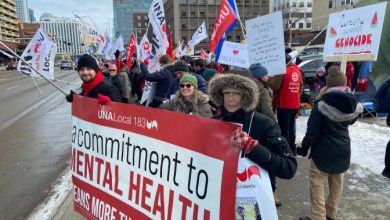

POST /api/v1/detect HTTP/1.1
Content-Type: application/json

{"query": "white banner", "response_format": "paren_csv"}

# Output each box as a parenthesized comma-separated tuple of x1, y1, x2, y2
(148, 0, 169, 53)
(78, 19, 105, 53)
(189, 21, 208, 48)
(137, 34, 152, 60)
(100, 36, 112, 57)
(17, 27, 57, 79)
(236, 157, 278, 220)
(175, 41, 183, 59)
(245, 11, 286, 76)
(323, 2, 387, 58)
(218, 41, 249, 68)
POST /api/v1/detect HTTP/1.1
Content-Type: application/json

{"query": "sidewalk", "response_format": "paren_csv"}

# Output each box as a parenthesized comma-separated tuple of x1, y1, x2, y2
(53, 156, 390, 220)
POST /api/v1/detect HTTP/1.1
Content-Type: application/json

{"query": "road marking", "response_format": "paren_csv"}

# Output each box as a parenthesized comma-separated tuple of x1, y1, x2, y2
(6, 85, 20, 90)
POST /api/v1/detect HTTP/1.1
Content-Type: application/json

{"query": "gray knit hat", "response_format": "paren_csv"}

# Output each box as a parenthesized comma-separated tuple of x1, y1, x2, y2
(249, 63, 268, 79)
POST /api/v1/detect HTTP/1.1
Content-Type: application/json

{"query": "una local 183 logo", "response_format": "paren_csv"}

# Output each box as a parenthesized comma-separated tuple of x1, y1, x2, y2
(237, 165, 261, 182)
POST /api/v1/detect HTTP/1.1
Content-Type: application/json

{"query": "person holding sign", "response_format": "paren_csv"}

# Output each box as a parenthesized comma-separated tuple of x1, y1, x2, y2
(160, 74, 212, 117)
(209, 74, 297, 179)
(66, 54, 121, 104)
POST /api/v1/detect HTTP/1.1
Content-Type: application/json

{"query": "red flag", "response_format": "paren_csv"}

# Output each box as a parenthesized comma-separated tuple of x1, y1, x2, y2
(166, 25, 174, 61)
(200, 48, 208, 59)
(126, 34, 137, 70)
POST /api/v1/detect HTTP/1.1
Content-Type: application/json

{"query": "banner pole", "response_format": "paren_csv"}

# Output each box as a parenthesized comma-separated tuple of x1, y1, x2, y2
(0, 40, 68, 95)
(52, 78, 79, 86)
(286, 25, 327, 66)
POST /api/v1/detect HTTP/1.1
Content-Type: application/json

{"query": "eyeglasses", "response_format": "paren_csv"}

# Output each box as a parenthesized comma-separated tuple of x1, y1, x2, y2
(108, 69, 116, 72)
(180, 84, 192, 88)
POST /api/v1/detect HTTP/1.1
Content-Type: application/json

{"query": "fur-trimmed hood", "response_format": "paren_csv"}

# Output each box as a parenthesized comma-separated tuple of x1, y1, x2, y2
(318, 90, 363, 122)
(208, 74, 259, 112)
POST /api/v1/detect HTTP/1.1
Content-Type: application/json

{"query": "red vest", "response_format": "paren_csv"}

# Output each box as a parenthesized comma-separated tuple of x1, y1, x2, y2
(279, 65, 302, 109)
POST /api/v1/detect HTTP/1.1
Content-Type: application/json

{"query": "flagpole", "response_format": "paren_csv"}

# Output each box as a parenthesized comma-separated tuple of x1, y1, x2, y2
(0, 40, 68, 95)
(286, 25, 327, 66)
(52, 78, 79, 86)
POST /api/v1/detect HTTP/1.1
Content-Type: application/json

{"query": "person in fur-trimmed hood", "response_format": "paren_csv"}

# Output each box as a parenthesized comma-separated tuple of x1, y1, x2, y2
(159, 74, 212, 118)
(297, 66, 363, 220)
(209, 74, 297, 179)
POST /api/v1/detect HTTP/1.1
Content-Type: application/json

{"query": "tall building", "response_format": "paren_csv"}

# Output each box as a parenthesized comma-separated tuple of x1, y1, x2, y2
(0, 0, 20, 48)
(113, 0, 153, 41)
(133, 13, 149, 42)
(29, 8, 36, 23)
(312, 0, 356, 31)
(272, 0, 313, 46)
(164, 0, 271, 49)
(39, 13, 84, 55)
(16, 0, 30, 23)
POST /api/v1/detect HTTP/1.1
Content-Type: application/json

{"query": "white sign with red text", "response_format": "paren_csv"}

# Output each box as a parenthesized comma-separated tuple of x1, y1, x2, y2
(323, 2, 387, 58)
(218, 41, 249, 69)
(71, 96, 240, 220)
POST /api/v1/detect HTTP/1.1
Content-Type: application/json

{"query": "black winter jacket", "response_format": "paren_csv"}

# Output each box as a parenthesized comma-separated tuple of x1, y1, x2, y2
(213, 107, 297, 179)
(301, 90, 362, 174)
(104, 75, 123, 98)
(82, 80, 121, 102)
(140, 63, 175, 99)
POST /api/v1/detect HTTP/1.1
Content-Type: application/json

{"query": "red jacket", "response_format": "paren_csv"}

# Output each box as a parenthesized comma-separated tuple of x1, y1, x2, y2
(277, 65, 302, 109)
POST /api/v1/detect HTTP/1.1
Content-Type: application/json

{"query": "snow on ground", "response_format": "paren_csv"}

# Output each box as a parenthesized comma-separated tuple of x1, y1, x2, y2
(28, 170, 72, 220)
(296, 116, 390, 174)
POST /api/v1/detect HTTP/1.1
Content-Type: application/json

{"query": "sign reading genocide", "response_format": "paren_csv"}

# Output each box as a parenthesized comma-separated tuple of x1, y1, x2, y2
(323, 2, 387, 58)
(71, 96, 240, 220)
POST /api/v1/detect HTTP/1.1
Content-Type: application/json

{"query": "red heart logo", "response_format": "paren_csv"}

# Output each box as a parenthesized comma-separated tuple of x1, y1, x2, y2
(233, 50, 239, 55)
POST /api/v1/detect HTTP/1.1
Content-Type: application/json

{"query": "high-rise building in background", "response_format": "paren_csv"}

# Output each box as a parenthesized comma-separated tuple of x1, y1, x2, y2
(132, 13, 149, 42)
(272, 0, 313, 46)
(29, 8, 36, 23)
(113, 0, 153, 41)
(164, 0, 271, 50)
(40, 13, 85, 55)
(0, 0, 20, 49)
(312, 0, 356, 31)
(16, 0, 30, 23)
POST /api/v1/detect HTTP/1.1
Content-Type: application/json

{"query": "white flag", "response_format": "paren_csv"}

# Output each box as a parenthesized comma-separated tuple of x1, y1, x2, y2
(137, 34, 152, 60)
(175, 41, 183, 59)
(189, 21, 208, 48)
(100, 35, 112, 56)
(105, 35, 124, 60)
(17, 27, 57, 79)
(148, 0, 169, 58)
(77, 18, 105, 53)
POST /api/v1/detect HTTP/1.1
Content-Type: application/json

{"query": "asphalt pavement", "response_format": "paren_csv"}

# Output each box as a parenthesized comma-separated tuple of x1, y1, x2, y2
(0, 69, 80, 220)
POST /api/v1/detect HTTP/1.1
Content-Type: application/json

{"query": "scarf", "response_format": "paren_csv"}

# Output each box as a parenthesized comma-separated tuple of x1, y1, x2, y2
(82, 73, 104, 96)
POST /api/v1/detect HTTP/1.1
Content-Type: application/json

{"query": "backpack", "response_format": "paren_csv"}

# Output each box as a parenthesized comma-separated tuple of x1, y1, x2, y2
(375, 78, 390, 113)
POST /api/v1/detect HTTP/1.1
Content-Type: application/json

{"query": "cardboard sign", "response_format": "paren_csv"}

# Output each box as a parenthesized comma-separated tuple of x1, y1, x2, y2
(324, 2, 387, 58)
(245, 11, 286, 76)
(218, 41, 250, 69)
(71, 96, 241, 220)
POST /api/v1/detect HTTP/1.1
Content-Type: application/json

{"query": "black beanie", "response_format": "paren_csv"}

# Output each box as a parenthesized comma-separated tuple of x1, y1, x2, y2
(78, 54, 99, 73)
(322, 91, 357, 114)
(174, 60, 189, 72)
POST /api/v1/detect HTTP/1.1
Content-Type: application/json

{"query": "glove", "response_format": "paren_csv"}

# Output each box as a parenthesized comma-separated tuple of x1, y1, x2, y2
(296, 147, 308, 157)
(66, 90, 74, 103)
(98, 93, 111, 105)
(114, 50, 120, 59)
(231, 130, 259, 154)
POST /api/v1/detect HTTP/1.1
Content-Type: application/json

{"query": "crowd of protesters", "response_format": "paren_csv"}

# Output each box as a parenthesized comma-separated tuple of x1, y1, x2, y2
(66, 48, 390, 220)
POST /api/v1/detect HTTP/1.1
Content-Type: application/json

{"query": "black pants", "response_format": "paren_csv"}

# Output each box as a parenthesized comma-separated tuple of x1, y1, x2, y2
(277, 109, 298, 153)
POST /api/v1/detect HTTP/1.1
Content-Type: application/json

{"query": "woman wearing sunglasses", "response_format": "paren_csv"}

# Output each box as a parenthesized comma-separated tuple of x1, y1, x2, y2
(160, 74, 212, 118)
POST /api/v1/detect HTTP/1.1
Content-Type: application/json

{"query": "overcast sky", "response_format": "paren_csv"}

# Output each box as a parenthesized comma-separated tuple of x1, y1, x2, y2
(29, 0, 113, 35)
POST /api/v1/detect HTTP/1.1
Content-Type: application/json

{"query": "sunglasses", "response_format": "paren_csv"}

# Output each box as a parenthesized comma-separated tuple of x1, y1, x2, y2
(108, 69, 116, 72)
(180, 84, 192, 88)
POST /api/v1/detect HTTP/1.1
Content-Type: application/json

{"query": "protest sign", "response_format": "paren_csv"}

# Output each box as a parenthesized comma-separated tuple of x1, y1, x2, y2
(236, 157, 278, 220)
(218, 41, 249, 68)
(245, 11, 286, 76)
(323, 2, 387, 59)
(71, 96, 240, 220)
(17, 27, 57, 79)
